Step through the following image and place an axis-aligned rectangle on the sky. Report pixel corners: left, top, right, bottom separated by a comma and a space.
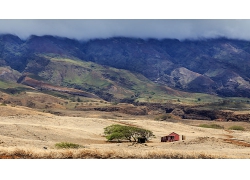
1, 19, 250, 41
1, 1, 250, 41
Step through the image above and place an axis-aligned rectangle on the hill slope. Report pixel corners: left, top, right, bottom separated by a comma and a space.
21, 55, 192, 102
1, 34, 250, 99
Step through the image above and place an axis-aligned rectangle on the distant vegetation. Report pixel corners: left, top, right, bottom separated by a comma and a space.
228, 125, 245, 131
199, 124, 224, 129
0, 80, 31, 95
154, 114, 172, 121
39, 90, 71, 100
203, 99, 250, 111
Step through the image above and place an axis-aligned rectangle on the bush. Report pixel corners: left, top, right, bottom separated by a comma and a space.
155, 114, 172, 121
104, 124, 154, 142
77, 97, 82, 102
228, 125, 245, 131
55, 142, 82, 149
26, 101, 35, 108
199, 124, 224, 129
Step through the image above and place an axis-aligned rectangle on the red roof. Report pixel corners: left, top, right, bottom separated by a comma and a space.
168, 132, 179, 136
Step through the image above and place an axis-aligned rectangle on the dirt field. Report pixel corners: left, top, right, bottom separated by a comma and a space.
1, 105, 250, 158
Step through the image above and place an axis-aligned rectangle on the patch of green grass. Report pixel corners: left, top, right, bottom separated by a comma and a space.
0, 87, 30, 95
41, 90, 71, 100
0, 81, 9, 89
55, 142, 82, 149
199, 124, 224, 129
27, 74, 47, 81
80, 73, 111, 88
0, 80, 24, 89
228, 125, 245, 131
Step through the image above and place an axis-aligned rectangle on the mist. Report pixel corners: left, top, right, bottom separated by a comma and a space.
0, 19, 250, 41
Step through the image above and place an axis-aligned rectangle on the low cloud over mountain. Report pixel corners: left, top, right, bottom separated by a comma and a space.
1, 20, 250, 41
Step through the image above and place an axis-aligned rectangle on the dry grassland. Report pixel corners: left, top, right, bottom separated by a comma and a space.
1, 105, 250, 158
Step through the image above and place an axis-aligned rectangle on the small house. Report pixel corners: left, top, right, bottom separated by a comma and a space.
161, 132, 180, 142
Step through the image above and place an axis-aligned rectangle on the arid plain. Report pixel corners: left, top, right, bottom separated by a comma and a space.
1, 104, 250, 159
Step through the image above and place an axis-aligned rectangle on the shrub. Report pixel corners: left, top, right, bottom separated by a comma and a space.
228, 125, 245, 131
55, 142, 82, 149
77, 97, 82, 102
199, 124, 224, 129
26, 101, 35, 108
155, 114, 172, 121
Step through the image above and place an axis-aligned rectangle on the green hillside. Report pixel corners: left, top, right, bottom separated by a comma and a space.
21, 54, 220, 104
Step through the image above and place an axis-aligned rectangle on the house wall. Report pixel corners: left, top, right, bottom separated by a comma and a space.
161, 132, 180, 142
168, 132, 179, 141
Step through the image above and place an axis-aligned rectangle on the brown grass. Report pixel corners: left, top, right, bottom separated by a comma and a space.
1, 105, 250, 159
0, 147, 229, 159
223, 139, 250, 147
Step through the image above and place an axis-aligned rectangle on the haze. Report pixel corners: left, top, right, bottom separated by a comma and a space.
0, 19, 250, 41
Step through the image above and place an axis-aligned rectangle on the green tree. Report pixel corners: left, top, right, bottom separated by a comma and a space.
104, 124, 154, 142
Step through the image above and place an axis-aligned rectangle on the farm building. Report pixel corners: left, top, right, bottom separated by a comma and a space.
161, 132, 180, 142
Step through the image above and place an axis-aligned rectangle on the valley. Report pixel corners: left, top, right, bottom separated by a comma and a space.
1, 34, 250, 158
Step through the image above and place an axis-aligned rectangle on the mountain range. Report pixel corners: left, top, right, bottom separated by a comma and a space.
1, 34, 250, 102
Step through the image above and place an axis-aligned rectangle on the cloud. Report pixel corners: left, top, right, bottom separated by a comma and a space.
1, 19, 250, 41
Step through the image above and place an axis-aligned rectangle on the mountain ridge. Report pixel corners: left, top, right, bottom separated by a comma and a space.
1, 34, 250, 99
